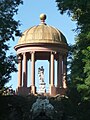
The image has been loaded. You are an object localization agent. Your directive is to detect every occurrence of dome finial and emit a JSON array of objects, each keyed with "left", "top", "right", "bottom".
[{"left": 40, "top": 13, "right": 46, "bottom": 24}]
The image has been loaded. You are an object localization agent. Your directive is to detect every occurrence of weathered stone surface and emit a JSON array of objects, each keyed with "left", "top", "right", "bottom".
[{"left": 31, "top": 96, "right": 54, "bottom": 120}]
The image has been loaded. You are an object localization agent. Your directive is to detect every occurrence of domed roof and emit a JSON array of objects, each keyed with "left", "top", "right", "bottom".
[{"left": 17, "top": 14, "right": 67, "bottom": 46}]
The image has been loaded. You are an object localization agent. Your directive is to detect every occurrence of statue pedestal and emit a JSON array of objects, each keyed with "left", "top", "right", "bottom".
[{"left": 38, "top": 82, "right": 46, "bottom": 94}]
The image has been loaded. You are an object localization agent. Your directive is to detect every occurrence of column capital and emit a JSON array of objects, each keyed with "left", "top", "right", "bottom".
[
  {"left": 22, "top": 52, "right": 27, "bottom": 56},
  {"left": 30, "top": 51, "right": 35, "bottom": 54},
  {"left": 17, "top": 54, "right": 22, "bottom": 59},
  {"left": 51, "top": 51, "right": 57, "bottom": 55},
  {"left": 17, "top": 54, "right": 22, "bottom": 63}
]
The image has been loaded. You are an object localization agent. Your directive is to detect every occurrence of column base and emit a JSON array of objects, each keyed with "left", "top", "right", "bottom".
[
  {"left": 56, "top": 87, "right": 67, "bottom": 95},
  {"left": 31, "top": 85, "right": 36, "bottom": 94},
  {"left": 16, "top": 87, "right": 30, "bottom": 96},
  {"left": 49, "top": 85, "right": 56, "bottom": 96}
]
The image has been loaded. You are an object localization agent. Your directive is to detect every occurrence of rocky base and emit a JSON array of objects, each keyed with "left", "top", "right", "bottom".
[
  {"left": 0, "top": 95, "right": 76, "bottom": 120},
  {"left": 31, "top": 96, "right": 54, "bottom": 120}
]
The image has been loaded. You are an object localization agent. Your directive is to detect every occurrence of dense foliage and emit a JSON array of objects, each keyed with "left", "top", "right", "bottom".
[
  {"left": 56, "top": 0, "right": 90, "bottom": 120},
  {"left": 0, "top": 95, "right": 78, "bottom": 120},
  {"left": 56, "top": 0, "right": 90, "bottom": 101},
  {"left": 0, "top": 0, "right": 23, "bottom": 92}
]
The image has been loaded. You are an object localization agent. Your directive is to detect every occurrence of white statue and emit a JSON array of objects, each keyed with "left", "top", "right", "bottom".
[
  {"left": 38, "top": 66, "right": 46, "bottom": 93},
  {"left": 38, "top": 66, "right": 44, "bottom": 82}
]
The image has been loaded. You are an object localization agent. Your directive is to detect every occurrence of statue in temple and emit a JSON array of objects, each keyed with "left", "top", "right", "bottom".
[
  {"left": 38, "top": 66, "right": 44, "bottom": 82},
  {"left": 38, "top": 66, "right": 46, "bottom": 94}
]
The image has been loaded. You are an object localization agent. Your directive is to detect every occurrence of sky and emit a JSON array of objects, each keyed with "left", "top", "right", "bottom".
[{"left": 7, "top": 0, "right": 76, "bottom": 91}]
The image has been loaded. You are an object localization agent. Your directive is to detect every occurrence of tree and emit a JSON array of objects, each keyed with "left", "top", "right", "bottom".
[
  {"left": 56, "top": 0, "right": 90, "bottom": 101},
  {"left": 56, "top": 1, "right": 90, "bottom": 120},
  {"left": 0, "top": 0, "right": 23, "bottom": 92}
]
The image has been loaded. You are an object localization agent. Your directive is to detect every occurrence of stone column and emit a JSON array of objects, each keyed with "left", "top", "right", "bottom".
[
  {"left": 18, "top": 55, "right": 22, "bottom": 87},
  {"left": 63, "top": 55, "right": 67, "bottom": 76},
  {"left": 50, "top": 52, "right": 56, "bottom": 96},
  {"left": 63, "top": 55, "right": 67, "bottom": 88},
  {"left": 49, "top": 60, "right": 51, "bottom": 84},
  {"left": 23, "top": 52, "right": 27, "bottom": 87},
  {"left": 31, "top": 51, "right": 36, "bottom": 94},
  {"left": 50, "top": 52, "right": 54, "bottom": 86},
  {"left": 57, "top": 54, "right": 63, "bottom": 88}
]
